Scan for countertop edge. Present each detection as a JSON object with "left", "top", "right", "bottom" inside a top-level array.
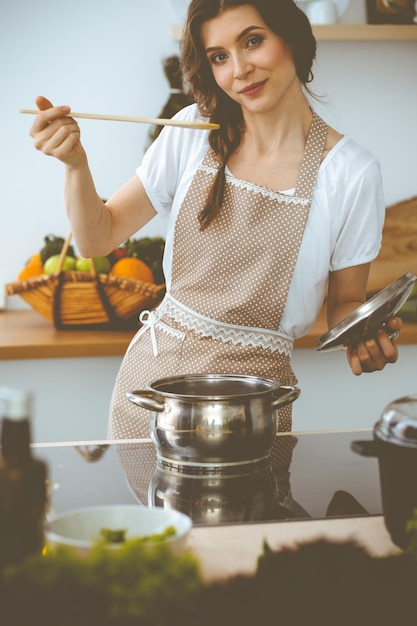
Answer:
[{"left": 1, "top": 308, "right": 416, "bottom": 360}]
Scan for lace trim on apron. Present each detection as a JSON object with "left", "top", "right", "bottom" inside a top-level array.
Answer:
[
  {"left": 161, "top": 293, "right": 293, "bottom": 355},
  {"left": 199, "top": 164, "right": 310, "bottom": 206},
  {"left": 127, "top": 294, "right": 294, "bottom": 357},
  {"left": 160, "top": 294, "right": 293, "bottom": 355}
]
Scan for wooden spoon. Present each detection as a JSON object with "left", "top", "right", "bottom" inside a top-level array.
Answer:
[{"left": 20, "top": 109, "right": 219, "bottom": 130}]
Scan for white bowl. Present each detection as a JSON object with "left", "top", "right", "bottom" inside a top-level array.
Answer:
[{"left": 45, "top": 504, "right": 192, "bottom": 558}]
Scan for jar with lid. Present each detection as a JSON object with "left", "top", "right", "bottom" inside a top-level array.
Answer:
[{"left": 0, "top": 387, "right": 48, "bottom": 568}]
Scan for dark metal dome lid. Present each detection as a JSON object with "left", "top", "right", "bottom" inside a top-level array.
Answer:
[{"left": 375, "top": 394, "right": 417, "bottom": 447}]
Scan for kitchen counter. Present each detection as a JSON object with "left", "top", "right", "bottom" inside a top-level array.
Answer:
[
  {"left": 0, "top": 309, "right": 135, "bottom": 359},
  {"left": 1, "top": 307, "right": 417, "bottom": 360},
  {"left": 2, "top": 433, "right": 407, "bottom": 626},
  {"left": 188, "top": 515, "right": 400, "bottom": 583},
  {"left": 32, "top": 430, "right": 401, "bottom": 584}
]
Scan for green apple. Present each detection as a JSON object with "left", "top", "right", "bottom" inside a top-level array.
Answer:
[
  {"left": 44, "top": 254, "right": 77, "bottom": 274},
  {"left": 76, "top": 256, "right": 111, "bottom": 274}
]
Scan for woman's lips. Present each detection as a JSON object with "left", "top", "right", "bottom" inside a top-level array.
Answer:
[{"left": 239, "top": 80, "right": 266, "bottom": 96}]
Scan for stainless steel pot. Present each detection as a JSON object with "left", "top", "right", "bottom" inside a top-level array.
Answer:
[
  {"left": 352, "top": 394, "right": 417, "bottom": 549},
  {"left": 126, "top": 373, "right": 300, "bottom": 467}
]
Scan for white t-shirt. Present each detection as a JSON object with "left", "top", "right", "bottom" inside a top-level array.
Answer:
[{"left": 137, "top": 104, "right": 385, "bottom": 340}]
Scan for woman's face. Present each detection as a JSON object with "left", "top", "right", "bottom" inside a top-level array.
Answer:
[{"left": 200, "top": 4, "right": 299, "bottom": 116}]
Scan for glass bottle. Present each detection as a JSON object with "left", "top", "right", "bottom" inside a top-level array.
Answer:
[{"left": 0, "top": 387, "right": 48, "bottom": 569}]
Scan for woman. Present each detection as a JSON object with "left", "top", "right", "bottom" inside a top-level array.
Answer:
[{"left": 30, "top": 0, "right": 401, "bottom": 437}]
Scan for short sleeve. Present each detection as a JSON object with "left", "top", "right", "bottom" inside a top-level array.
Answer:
[
  {"left": 136, "top": 104, "right": 211, "bottom": 218},
  {"left": 329, "top": 147, "right": 385, "bottom": 271}
]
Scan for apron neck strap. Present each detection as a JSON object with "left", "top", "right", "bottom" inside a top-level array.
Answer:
[{"left": 294, "top": 111, "right": 328, "bottom": 200}]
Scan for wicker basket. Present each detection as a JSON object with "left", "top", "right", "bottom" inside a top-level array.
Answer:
[{"left": 5, "top": 233, "right": 166, "bottom": 330}]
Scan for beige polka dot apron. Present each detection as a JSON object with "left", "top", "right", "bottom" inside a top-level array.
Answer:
[{"left": 109, "top": 112, "right": 328, "bottom": 448}]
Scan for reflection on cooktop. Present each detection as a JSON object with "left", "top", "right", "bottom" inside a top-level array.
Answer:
[
  {"left": 116, "top": 432, "right": 381, "bottom": 526},
  {"left": 39, "top": 431, "right": 382, "bottom": 527},
  {"left": 119, "top": 436, "right": 310, "bottom": 525}
]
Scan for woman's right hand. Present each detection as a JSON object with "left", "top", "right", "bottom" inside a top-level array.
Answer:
[{"left": 29, "top": 95, "right": 86, "bottom": 168}]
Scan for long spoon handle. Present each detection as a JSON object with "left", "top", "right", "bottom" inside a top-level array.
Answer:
[{"left": 20, "top": 109, "right": 219, "bottom": 130}]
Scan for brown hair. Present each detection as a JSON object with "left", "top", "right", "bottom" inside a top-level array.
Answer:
[{"left": 180, "top": 0, "right": 317, "bottom": 230}]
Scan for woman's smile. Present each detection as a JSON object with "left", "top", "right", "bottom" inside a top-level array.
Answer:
[{"left": 239, "top": 80, "right": 267, "bottom": 97}]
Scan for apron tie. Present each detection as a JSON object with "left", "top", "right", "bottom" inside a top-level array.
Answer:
[
  {"left": 126, "top": 309, "right": 161, "bottom": 357},
  {"left": 138, "top": 310, "right": 160, "bottom": 356}
]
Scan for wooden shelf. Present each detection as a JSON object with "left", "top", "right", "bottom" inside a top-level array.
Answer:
[
  {"left": 172, "top": 23, "right": 417, "bottom": 41},
  {"left": 313, "top": 24, "right": 417, "bottom": 40}
]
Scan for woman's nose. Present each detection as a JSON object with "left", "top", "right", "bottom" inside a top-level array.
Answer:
[{"left": 232, "top": 55, "right": 252, "bottom": 79}]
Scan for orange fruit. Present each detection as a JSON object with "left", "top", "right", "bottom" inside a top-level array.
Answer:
[
  {"left": 17, "top": 253, "right": 44, "bottom": 280},
  {"left": 110, "top": 257, "right": 154, "bottom": 283}
]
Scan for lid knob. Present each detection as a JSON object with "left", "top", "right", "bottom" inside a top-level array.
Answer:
[{"left": 377, "top": 394, "right": 417, "bottom": 446}]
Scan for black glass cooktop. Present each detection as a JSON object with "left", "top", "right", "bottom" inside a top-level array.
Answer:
[{"left": 33, "top": 430, "right": 382, "bottom": 527}]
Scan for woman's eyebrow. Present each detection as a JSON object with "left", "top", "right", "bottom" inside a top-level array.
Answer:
[{"left": 205, "top": 24, "right": 266, "bottom": 54}]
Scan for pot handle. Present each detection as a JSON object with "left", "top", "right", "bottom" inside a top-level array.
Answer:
[
  {"left": 351, "top": 440, "right": 379, "bottom": 457},
  {"left": 271, "top": 385, "right": 301, "bottom": 410},
  {"left": 126, "top": 390, "right": 165, "bottom": 413}
]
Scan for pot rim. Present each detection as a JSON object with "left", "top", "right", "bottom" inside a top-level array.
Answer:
[{"left": 145, "top": 373, "right": 285, "bottom": 401}]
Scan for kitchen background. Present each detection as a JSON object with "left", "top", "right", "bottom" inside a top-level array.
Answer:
[{"left": 0, "top": 0, "right": 416, "bottom": 441}]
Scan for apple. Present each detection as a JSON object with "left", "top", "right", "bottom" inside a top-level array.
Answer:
[
  {"left": 44, "top": 255, "right": 77, "bottom": 274},
  {"left": 76, "top": 256, "right": 111, "bottom": 274},
  {"left": 107, "top": 247, "right": 127, "bottom": 266}
]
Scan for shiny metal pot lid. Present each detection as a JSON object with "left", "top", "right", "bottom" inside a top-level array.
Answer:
[
  {"left": 316, "top": 273, "right": 417, "bottom": 351},
  {"left": 376, "top": 394, "right": 417, "bottom": 447}
]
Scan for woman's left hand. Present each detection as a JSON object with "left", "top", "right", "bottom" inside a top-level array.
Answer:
[{"left": 346, "top": 316, "right": 402, "bottom": 375}]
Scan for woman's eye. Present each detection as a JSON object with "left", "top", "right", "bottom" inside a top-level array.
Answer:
[
  {"left": 210, "top": 52, "right": 227, "bottom": 65},
  {"left": 247, "top": 34, "right": 263, "bottom": 48}
]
